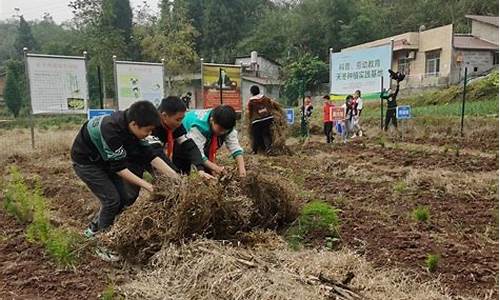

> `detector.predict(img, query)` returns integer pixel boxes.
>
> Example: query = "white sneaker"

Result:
[95,246,121,262]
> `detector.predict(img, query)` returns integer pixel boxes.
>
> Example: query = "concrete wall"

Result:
[343,24,454,89]
[472,21,499,45]
[235,57,280,79]
[395,25,454,89]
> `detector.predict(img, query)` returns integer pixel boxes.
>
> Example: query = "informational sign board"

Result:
[330,106,346,121]
[285,108,295,124]
[330,44,392,100]
[397,105,411,119]
[88,109,114,120]
[202,63,242,111]
[115,61,164,110]
[26,54,89,114]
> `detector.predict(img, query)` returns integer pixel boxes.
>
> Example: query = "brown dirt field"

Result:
[0,122,497,299]
[0,209,110,299]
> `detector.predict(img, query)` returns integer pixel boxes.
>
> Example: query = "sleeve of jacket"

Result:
[175,125,204,169]
[224,129,244,159]
[186,126,208,161]
[100,123,129,173]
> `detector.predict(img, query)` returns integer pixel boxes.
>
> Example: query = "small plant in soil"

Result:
[425,254,439,272]
[412,206,430,223]
[393,180,407,194]
[101,284,121,300]
[4,167,81,266]
[3,166,33,223]
[286,200,340,250]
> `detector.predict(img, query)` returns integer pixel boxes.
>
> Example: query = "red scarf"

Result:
[208,133,218,162]
[163,122,174,160]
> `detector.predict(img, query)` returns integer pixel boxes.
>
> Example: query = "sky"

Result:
[0,0,160,23]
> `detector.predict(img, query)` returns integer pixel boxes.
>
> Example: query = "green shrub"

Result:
[425,254,439,272]
[3,166,33,223]
[45,227,81,266]
[286,201,340,249]
[393,180,407,193]
[101,284,120,300]
[412,206,430,222]
[3,167,80,266]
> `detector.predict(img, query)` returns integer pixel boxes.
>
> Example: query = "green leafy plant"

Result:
[286,201,340,250]
[393,180,407,194]
[3,166,33,223]
[3,167,81,266]
[412,206,430,222]
[425,254,439,272]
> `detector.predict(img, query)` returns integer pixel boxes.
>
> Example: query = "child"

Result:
[301,96,314,138]
[145,96,215,180]
[322,95,335,143]
[382,82,400,131]
[71,101,179,237]
[247,85,275,154]
[352,90,363,137]
[342,95,355,142]
[183,105,247,177]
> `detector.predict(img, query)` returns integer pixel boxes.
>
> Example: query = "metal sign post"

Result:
[380,76,384,130]
[460,67,468,137]
[23,47,35,149]
[396,105,411,140]
[219,67,223,105]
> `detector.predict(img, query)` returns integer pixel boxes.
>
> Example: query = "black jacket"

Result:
[71,111,156,173]
[148,124,205,170]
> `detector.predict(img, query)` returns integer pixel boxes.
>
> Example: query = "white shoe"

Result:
[95,246,121,262]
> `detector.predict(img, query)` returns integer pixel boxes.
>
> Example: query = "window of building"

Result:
[398,57,411,75]
[493,51,499,65]
[425,50,441,76]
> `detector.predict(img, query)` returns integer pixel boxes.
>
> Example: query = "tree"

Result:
[141,0,199,89]
[4,60,25,117]
[283,54,328,105]
[13,16,38,56]
[70,0,131,99]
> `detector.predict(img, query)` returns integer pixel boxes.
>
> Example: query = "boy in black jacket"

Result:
[71,101,179,237]
[146,96,214,179]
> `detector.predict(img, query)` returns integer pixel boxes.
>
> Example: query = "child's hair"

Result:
[158,96,187,115]
[322,95,330,100]
[127,100,160,127]
[212,105,236,130]
[345,95,353,104]
[250,85,260,96]
[355,90,361,97]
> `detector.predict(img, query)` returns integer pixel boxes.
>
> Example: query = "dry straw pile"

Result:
[119,235,451,300]
[103,171,299,263]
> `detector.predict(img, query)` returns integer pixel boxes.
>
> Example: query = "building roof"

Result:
[465,15,498,27]
[242,76,283,86]
[234,55,282,67]
[454,35,499,50]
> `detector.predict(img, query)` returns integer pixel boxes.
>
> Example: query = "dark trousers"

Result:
[323,121,334,143]
[251,118,273,154]
[385,108,398,131]
[73,162,145,232]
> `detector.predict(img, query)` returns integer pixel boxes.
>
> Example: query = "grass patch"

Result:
[425,254,439,272]
[412,206,430,223]
[101,283,123,300]
[2,167,82,266]
[393,180,407,194]
[286,201,340,250]
[3,166,34,223]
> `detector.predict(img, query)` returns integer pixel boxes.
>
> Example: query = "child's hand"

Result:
[214,166,226,175]
[199,170,216,180]
[239,169,247,177]
[143,182,154,193]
